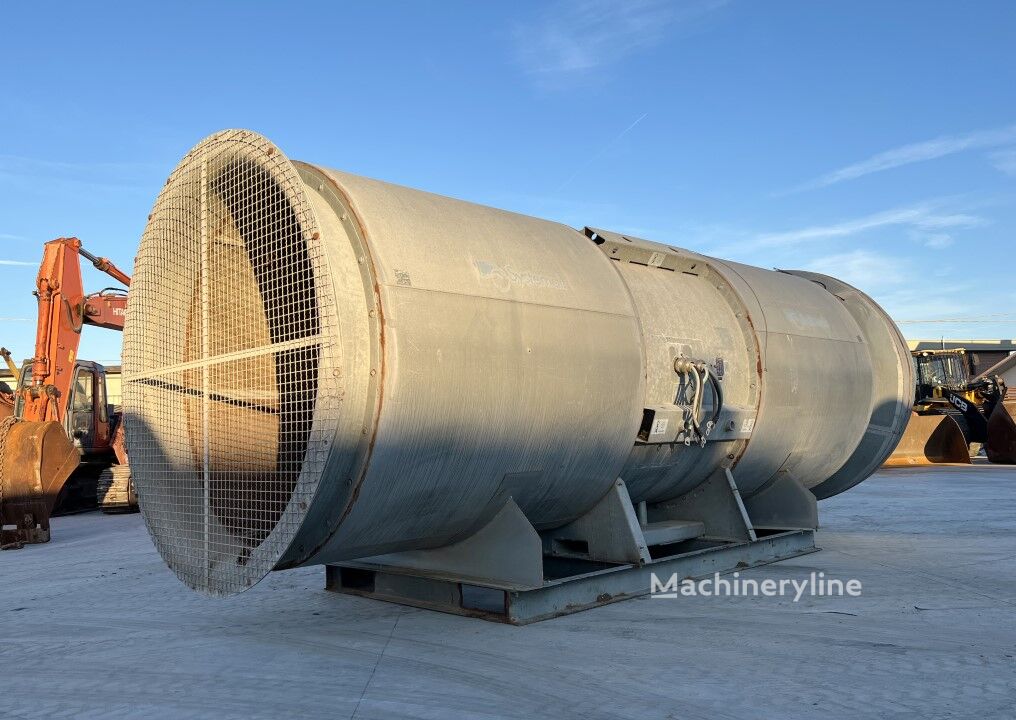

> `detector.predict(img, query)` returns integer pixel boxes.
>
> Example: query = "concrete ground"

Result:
[1,465,1014,719]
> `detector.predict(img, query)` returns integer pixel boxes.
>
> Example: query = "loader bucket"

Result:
[986,398,1016,465]
[0,420,80,547]
[883,412,971,467]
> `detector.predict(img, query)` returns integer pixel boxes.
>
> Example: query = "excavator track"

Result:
[97,464,137,513]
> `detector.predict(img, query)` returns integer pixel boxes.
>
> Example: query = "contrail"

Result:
[557,112,649,192]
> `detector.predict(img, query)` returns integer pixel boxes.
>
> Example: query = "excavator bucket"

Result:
[986,397,1016,465]
[0,420,80,548]
[884,412,971,467]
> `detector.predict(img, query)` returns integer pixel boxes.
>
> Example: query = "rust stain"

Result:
[722,274,764,470]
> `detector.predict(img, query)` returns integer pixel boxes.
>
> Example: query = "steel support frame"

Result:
[327,530,816,624]
[325,470,820,624]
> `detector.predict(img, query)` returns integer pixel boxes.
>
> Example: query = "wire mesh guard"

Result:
[123,130,338,595]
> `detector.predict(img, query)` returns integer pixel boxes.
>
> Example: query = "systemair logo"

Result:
[474,259,566,293]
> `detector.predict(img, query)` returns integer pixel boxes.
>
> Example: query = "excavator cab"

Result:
[44,361,112,456]
[13,360,111,453]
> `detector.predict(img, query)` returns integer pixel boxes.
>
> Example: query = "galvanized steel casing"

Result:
[278,162,649,569]
[583,230,913,503]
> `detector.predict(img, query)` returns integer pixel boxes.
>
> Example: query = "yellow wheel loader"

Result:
[886,349,1016,466]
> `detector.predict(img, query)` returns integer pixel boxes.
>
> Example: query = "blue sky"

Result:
[1,1,1014,364]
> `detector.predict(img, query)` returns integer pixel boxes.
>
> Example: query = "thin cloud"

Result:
[894,313,1016,324]
[801,250,983,332]
[803,249,906,292]
[909,229,954,249]
[790,123,1016,192]
[990,148,1016,176]
[730,204,985,254]
[882,286,976,328]
[0,260,35,266]
[0,154,160,194]
[0,155,158,173]
[513,0,727,77]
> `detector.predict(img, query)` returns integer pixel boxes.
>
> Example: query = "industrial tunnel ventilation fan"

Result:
[124,130,915,617]
[123,131,340,594]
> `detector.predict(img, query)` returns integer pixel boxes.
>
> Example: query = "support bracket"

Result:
[344,498,544,590]
[542,478,651,564]
[650,467,757,542]
[743,473,818,530]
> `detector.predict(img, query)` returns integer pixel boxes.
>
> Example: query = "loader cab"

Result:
[914,350,972,402]
[14,359,113,456]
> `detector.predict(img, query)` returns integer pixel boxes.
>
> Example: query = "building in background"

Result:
[0,365,122,406]
[976,353,1016,386]
[908,339,1016,377]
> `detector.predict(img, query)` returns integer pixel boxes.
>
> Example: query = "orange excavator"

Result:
[0,237,131,549]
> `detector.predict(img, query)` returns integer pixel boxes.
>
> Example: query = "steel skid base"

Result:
[327,529,816,624]
[325,468,821,624]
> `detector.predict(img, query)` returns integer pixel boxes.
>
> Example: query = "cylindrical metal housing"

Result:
[123,130,913,595]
